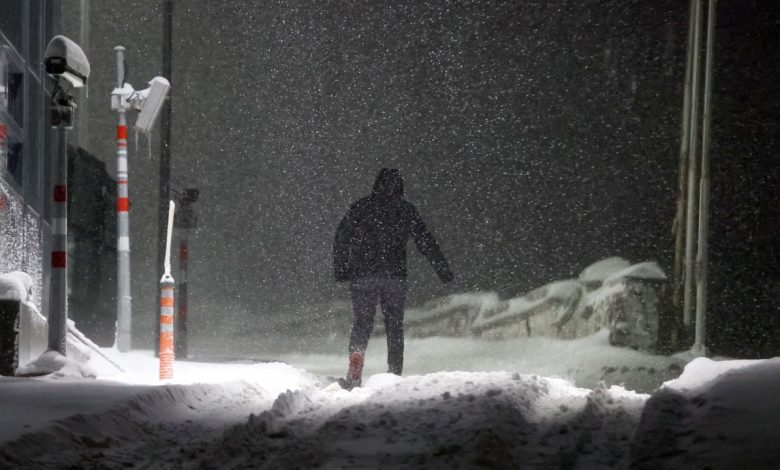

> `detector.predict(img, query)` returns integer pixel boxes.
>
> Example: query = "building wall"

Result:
[0,1,62,312]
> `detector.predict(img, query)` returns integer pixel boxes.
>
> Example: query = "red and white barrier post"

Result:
[159,200,176,380]
[47,125,69,355]
[111,46,133,352]
[44,36,89,356]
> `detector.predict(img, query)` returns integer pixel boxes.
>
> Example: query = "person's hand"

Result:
[439,268,454,284]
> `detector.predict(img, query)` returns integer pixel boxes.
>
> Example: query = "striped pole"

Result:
[115,46,133,352]
[159,200,176,380]
[159,278,174,379]
[175,235,189,358]
[47,125,68,355]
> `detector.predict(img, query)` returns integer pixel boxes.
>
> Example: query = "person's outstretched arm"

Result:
[409,205,454,283]
[334,204,359,282]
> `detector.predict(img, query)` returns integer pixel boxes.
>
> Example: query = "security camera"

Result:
[132,76,170,133]
[110,46,170,137]
[44,35,90,89]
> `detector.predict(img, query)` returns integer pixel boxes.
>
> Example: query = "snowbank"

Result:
[202,370,647,469]
[0,336,775,468]
[631,357,780,469]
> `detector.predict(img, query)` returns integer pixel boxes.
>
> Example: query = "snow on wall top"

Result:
[0,271,33,302]
[603,261,667,285]
[578,257,631,284]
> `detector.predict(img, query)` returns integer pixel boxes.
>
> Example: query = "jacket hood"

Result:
[372,168,404,200]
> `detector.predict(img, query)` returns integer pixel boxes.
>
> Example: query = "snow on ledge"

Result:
[604,261,667,286]
[0,271,33,302]
[579,257,631,284]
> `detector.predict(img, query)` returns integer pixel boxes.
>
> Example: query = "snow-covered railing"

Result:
[373,258,669,353]
[470,280,582,335]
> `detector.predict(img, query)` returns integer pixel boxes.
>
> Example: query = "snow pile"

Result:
[0,340,776,468]
[661,356,762,392]
[15,349,96,379]
[0,357,314,468]
[631,357,780,468]
[202,371,647,469]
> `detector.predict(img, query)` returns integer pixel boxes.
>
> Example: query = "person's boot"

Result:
[344,351,364,390]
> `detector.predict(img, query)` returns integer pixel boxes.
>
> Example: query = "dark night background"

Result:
[63,0,779,357]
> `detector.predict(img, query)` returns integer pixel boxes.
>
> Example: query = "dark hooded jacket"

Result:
[334,169,452,282]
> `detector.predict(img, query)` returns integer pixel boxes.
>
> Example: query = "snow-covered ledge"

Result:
[0,271,102,378]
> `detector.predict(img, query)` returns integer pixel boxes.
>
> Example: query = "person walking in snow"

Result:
[334,168,453,389]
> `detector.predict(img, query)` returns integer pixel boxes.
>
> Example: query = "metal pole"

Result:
[77,0,90,146]
[115,46,133,352]
[673,0,698,313]
[156,0,173,354]
[683,0,703,328]
[693,0,717,356]
[175,231,188,358]
[47,125,68,355]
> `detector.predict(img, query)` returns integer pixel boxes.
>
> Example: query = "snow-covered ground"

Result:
[1,332,779,469]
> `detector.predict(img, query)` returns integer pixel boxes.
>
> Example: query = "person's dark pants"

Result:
[348,277,407,375]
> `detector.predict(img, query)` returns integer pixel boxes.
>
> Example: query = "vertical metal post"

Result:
[115,46,133,352]
[673,0,698,313]
[175,232,188,358]
[47,125,68,355]
[693,0,717,356]
[156,0,173,354]
[683,0,703,328]
[77,0,90,145]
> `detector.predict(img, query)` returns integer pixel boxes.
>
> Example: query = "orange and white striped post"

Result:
[159,200,176,380]
[159,276,175,379]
